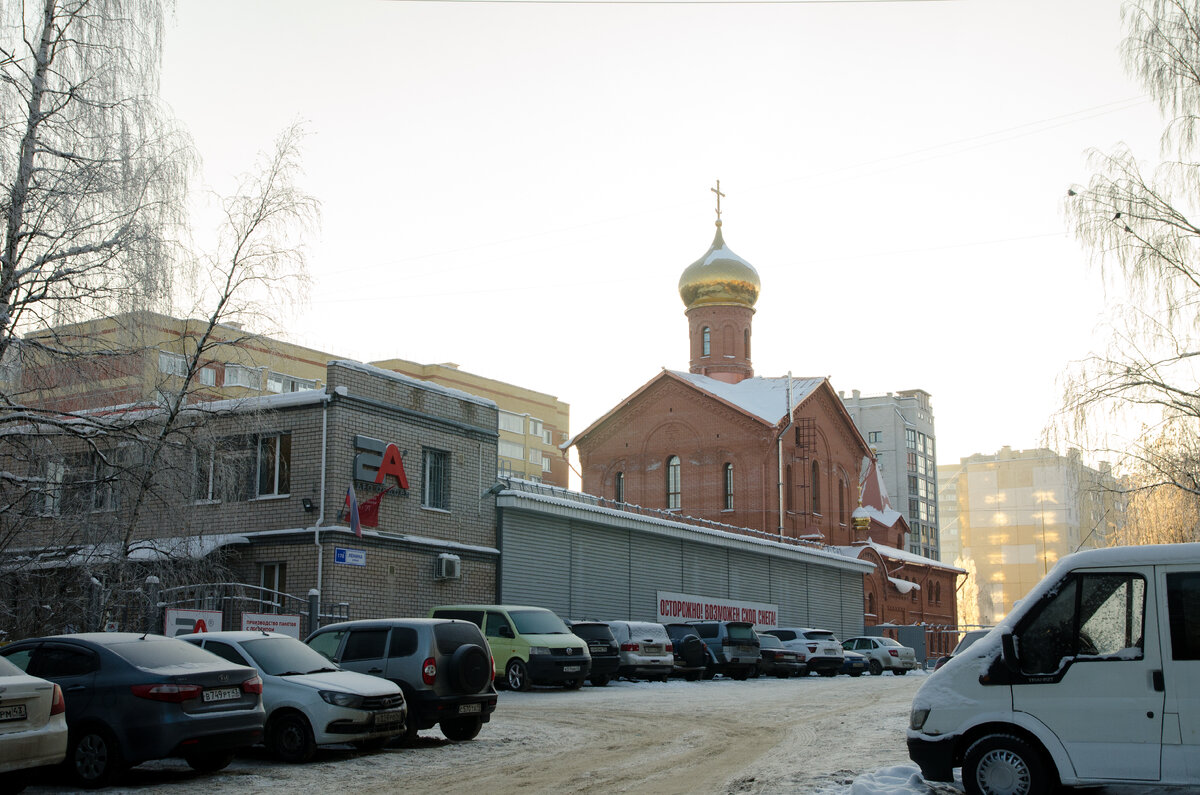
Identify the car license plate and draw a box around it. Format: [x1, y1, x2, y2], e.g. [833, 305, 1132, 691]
[562, 665, 580, 673]
[643, 644, 664, 654]
[588, 644, 607, 654]
[458, 702, 482, 715]
[202, 687, 240, 703]
[374, 710, 404, 725]
[0, 704, 27, 722]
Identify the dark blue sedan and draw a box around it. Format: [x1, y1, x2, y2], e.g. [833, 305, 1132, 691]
[1, 633, 265, 787]
[840, 650, 869, 677]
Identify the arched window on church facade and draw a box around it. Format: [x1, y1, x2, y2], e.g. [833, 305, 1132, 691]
[811, 460, 821, 515]
[666, 455, 681, 510]
[614, 471, 624, 504]
[838, 475, 846, 525]
[744, 328, 750, 359]
[867, 591, 876, 618]
[723, 463, 734, 510]
[701, 327, 710, 357]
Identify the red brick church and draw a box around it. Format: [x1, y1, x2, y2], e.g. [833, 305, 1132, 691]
[570, 207, 959, 647]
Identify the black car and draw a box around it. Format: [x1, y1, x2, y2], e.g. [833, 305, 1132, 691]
[568, 621, 620, 686]
[662, 623, 713, 680]
[756, 633, 805, 678]
[0, 633, 264, 788]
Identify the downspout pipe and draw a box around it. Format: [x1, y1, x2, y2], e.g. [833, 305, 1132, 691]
[314, 391, 332, 607]
[775, 373, 794, 538]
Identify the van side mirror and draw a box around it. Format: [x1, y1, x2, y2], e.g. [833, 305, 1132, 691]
[498, 626, 514, 639]
[1000, 631, 1019, 671]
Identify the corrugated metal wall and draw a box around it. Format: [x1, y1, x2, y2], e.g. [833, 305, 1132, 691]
[501, 507, 866, 635]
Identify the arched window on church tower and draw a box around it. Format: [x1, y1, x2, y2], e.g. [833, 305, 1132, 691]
[666, 455, 681, 510]
[723, 463, 734, 510]
[744, 328, 750, 360]
[702, 327, 710, 357]
[614, 471, 624, 504]
[811, 460, 821, 515]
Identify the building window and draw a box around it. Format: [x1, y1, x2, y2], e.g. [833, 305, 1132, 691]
[542, 429, 553, 445]
[868, 431, 882, 444]
[528, 418, 543, 436]
[267, 372, 316, 393]
[811, 460, 821, 515]
[158, 351, 189, 378]
[702, 327, 711, 356]
[744, 329, 750, 359]
[498, 411, 524, 434]
[614, 471, 624, 503]
[907, 452, 918, 472]
[541, 457, 552, 473]
[838, 476, 846, 524]
[197, 367, 216, 386]
[257, 433, 291, 496]
[666, 455, 681, 510]
[723, 463, 734, 510]
[498, 440, 524, 460]
[906, 428, 918, 449]
[528, 449, 543, 466]
[224, 364, 257, 388]
[423, 449, 450, 510]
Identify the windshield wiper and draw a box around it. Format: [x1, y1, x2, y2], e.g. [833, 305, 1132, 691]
[307, 667, 339, 674]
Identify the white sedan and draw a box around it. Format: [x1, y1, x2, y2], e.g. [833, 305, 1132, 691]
[0, 653, 68, 792]
[841, 636, 919, 675]
[180, 631, 407, 762]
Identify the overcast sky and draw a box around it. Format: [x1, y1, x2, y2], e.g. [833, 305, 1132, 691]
[160, 0, 1165, 471]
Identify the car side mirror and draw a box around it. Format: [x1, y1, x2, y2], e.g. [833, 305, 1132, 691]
[498, 626, 514, 639]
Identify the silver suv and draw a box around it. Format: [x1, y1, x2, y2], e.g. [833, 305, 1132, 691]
[686, 620, 759, 680]
[765, 627, 845, 676]
[306, 618, 497, 742]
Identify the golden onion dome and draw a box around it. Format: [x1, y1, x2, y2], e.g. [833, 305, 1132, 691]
[678, 223, 761, 309]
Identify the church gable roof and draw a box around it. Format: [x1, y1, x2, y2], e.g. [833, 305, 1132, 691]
[671, 371, 824, 424]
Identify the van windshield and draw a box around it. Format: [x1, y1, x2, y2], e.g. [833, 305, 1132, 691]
[510, 610, 569, 635]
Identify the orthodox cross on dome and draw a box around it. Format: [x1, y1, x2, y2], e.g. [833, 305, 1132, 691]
[711, 180, 725, 224]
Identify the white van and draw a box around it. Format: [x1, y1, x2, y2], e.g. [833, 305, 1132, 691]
[907, 543, 1200, 795]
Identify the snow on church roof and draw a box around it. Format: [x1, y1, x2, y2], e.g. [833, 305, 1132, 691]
[833, 539, 967, 574]
[670, 371, 825, 424]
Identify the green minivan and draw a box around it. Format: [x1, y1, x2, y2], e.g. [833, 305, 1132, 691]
[429, 605, 590, 691]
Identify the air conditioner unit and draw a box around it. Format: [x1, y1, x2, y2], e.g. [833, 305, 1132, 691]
[435, 553, 461, 580]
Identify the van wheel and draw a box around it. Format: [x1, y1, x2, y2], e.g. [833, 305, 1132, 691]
[268, 712, 317, 763]
[869, 659, 883, 676]
[963, 734, 1053, 795]
[563, 678, 584, 690]
[589, 675, 610, 686]
[505, 659, 532, 691]
[184, 751, 235, 773]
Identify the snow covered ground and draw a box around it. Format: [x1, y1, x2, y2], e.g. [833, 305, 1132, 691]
[24, 671, 1197, 794]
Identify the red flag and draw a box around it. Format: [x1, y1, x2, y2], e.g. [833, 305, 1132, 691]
[358, 486, 394, 528]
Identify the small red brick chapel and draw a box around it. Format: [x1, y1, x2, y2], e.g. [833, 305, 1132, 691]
[569, 204, 959, 640]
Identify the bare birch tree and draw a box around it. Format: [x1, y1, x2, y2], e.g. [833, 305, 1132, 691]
[1062, 0, 1200, 530]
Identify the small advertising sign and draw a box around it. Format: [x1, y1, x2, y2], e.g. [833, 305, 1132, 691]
[335, 547, 366, 566]
[241, 613, 302, 639]
[164, 608, 223, 637]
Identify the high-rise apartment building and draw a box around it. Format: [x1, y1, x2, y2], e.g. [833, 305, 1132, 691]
[841, 389, 939, 559]
[371, 358, 570, 488]
[937, 446, 1123, 625]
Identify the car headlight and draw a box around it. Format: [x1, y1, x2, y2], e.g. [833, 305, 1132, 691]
[319, 690, 365, 708]
[909, 707, 930, 731]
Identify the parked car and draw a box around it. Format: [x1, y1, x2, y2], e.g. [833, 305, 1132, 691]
[755, 633, 805, 678]
[764, 627, 845, 676]
[662, 623, 713, 680]
[840, 650, 869, 677]
[568, 621, 620, 686]
[0, 654, 67, 793]
[909, 543, 1200, 794]
[306, 618, 497, 741]
[931, 628, 993, 671]
[606, 621, 673, 681]
[0, 633, 263, 788]
[686, 621, 759, 680]
[429, 605, 590, 691]
[841, 636, 919, 675]
[180, 631, 406, 761]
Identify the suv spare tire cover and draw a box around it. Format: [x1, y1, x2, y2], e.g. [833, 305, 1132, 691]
[680, 635, 706, 668]
[449, 644, 492, 693]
